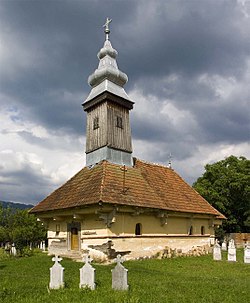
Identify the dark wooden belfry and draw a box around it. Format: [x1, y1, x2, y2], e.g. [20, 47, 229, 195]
[83, 19, 134, 167]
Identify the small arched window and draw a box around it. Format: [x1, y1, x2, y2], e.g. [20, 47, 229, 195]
[93, 117, 99, 130]
[56, 224, 60, 236]
[189, 225, 193, 235]
[116, 116, 123, 129]
[201, 226, 205, 235]
[135, 223, 142, 236]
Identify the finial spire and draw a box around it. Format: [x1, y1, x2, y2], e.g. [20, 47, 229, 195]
[103, 17, 112, 40]
[168, 152, 172, 168]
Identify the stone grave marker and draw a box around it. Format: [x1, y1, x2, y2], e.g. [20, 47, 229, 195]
[221, 240, 227, 251]
[244, 243, 250, 264]
[42, 241, 46, 251]
[49, 255, 64, 289]
[79, 254, 96, 290]
[112, 254, 129, 291]
[227, 239, 236, 262]
[11, 243, 17, 256]
[213, 239, 222, 261]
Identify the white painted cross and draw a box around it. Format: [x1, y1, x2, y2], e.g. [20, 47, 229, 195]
[83, 254, 93, 264]
[112, 254, 129, 290]
[228, 239, 236, 262]
[114, 254, 124, 265]
[49, 255, 64, 289]
[52, 255, 62, 264]
[244, 243, 250, 264]
[79, 254, 96, 290]
[213, 239, 222, 261]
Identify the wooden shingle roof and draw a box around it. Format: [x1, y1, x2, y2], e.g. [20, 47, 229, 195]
[30, 159, 225, 218]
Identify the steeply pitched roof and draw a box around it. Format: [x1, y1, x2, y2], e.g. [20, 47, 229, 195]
[30, 159, 225, 218]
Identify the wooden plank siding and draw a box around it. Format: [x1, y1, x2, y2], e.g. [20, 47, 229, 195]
[86, 102, 108, 152]
[107, 102, 132, 152]
[86, 101, 132, 153]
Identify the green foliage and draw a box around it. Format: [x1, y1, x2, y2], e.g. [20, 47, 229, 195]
[0, 205, 46, 254]
[0, 251, 249, 303]
[193, 155, 250, 233]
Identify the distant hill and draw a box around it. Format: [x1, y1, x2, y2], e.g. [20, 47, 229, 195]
[0, 200, 34, 210]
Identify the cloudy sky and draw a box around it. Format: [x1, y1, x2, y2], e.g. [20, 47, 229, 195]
[1, 0, 250, 205]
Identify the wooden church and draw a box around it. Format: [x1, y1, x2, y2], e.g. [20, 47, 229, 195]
[30, 20, 225, 260]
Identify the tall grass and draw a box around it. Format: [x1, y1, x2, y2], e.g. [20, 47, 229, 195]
[0, 249, 249, 303]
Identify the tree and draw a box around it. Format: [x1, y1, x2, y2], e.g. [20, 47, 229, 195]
[0, 205, 46, 253]
[10, 210, 47, 252]
[193, 155, 250, 234]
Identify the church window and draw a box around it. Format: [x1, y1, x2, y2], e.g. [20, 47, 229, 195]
[135, 223, 142, 236]
[201, 226, 205, 235]
[116, 116, 123, 129]
[189, 225, 193, 235]
[56, 224, 60, 236]
[93, 117, 99, 130]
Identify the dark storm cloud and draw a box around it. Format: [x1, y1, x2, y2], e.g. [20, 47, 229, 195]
[0, 160, 56, 204]
[119, 0, 250, 83]
[0, 0, 136, 134]
[1, 0, 249, 139]
[1, 0, 250, 203]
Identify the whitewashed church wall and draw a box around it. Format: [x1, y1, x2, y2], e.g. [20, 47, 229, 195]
[46, 212, 214, 257]
[47, 221, 68, 239]
[81, 215, 109, 236]
[47, 221, 68, 255]
[108, 213, 212, 237]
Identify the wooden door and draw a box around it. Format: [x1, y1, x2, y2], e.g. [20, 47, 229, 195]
[71, 227, 79, 250]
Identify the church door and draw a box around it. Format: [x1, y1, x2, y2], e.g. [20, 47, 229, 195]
[71, 227, 79, 250]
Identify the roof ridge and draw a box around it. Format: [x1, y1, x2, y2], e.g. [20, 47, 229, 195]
[136, 158, 172, 170]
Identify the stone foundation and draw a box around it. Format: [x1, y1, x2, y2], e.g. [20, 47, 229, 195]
[155, 244, 212, 259]
[79, 236, 213, 262]
[47, 235, 214, 262]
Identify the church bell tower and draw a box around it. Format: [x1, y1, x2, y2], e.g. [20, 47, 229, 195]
[83, 18, 134, 167]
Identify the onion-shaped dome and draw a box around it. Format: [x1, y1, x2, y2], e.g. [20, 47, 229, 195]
[84, 18, 132, 104]
[88, 39, 128, 88]
[98, 40, 118, 59]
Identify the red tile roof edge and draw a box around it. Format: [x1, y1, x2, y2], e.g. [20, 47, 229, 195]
[29, 158, 226, 220]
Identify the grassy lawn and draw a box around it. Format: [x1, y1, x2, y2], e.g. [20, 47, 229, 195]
[0, 249, 249, 303]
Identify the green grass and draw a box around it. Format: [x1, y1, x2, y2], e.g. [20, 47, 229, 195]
[0, 249, 249, 303]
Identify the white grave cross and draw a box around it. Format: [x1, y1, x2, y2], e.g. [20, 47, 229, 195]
[112, 254, 129, 290]
[244, 243, 250, 264]
[11, 243, 17, 256]
[221, 240, 227, 251]
[227, 239, 236, 262]
[52, 255, 62, 263]
[115, 254, 124, 264]
[79, 254, 96, 290]
[49, 255, 64, 289]
[213, 239, 222, 261]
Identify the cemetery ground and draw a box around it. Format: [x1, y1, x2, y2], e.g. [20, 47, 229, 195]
[0, 249, 249, 303]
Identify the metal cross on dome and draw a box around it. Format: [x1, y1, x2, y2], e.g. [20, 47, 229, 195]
[103, 17, 112, 40]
